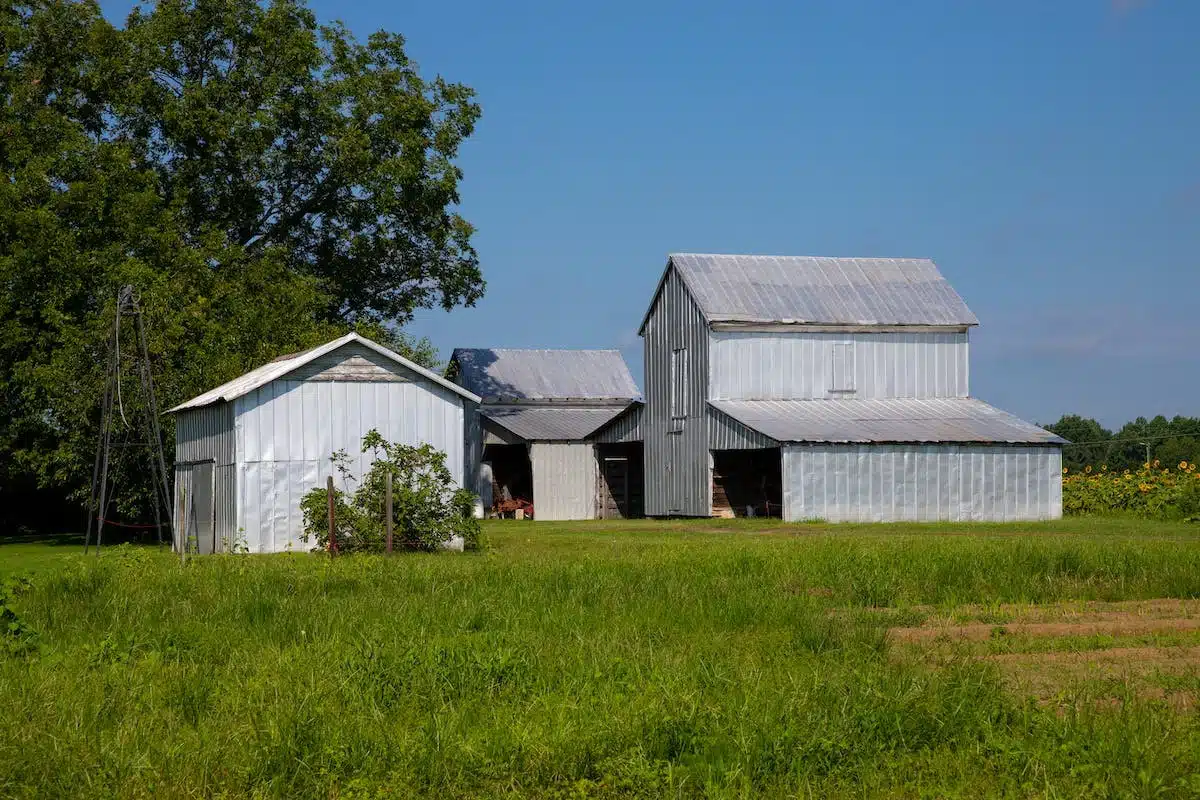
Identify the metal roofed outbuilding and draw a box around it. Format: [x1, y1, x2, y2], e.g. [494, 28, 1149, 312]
[449, 348, 644, 520]
[168, 333, 482, 554]
[638, 253, 1064, 522]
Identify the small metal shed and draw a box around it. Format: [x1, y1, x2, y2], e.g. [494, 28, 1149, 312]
[168, 333, 481, 553]
[449, 348, 643, 520]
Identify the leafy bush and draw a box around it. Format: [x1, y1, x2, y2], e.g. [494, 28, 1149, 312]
[301, 430, 480, 553]
[1063, 460, 1200, 520]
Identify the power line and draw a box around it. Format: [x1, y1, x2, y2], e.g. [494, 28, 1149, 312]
[1060, 432, 1196, 447]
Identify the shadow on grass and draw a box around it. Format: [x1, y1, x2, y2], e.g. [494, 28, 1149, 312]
[0, 529, 153, 547]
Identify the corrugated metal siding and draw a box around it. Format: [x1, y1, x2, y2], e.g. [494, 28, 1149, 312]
[643, 266, 711, 516]
[711, 398, 1065, 445]
[709, 331, 969, 400]
[174, 402, 235, 465]
[464, 400, 483, 504]
[233, 379, 467, 553]
[708, 404, 778, 450]
[531, 442, 597, 520]
[451, 348, 641, 401]
[215, 464, 236, 549]
[173, 465, 191, 553]
[171, 463, 237, 552]
[590, 403, 643, 443]
[781, 444, 1062, 522]
[669, 254, 978, 326]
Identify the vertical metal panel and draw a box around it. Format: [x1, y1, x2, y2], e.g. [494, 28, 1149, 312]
[708, 404, 777, 450]
[643, 266, 711, 516]
[214, 464, 237, 550]
[233, 378, 467, 553]
[782, 444, 1062, 522]
[171, 462, 237, 553]
[174, 402, 235, 465]
[464, 400, 483, 504]
[172, 465, 191, 553]
[530, 442, 597, 520]
[590, 403, 643, 443]
[709, 331, 969, 400]
[173, 403, 239, 553]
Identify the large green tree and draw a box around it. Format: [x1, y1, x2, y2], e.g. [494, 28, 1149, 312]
[0, 0, 482, 526]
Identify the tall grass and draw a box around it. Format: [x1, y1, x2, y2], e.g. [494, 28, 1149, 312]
[1, 520, 1200, 797]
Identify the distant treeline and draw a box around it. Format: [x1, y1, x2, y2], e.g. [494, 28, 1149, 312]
[1044, 415, 1200, 472]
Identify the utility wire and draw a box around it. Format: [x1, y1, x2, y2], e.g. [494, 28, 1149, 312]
[1059, 433, 1196, 447]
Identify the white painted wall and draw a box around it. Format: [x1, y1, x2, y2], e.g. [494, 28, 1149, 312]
[782, 444, 1062, 523]
[531, 442, 598, 520]
[709, 331, 969, 401]
[233, 379, 466, 553]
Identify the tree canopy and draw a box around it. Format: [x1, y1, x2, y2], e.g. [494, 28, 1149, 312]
[0, 0, 482, 525]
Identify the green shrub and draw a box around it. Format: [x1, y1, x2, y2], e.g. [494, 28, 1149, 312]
[301, 430, 480, 553]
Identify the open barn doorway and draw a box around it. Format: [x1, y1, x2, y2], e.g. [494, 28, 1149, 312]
[483, 443, 533, 517]
[596, 443, 644, 519]
[711, 449, 782, 518]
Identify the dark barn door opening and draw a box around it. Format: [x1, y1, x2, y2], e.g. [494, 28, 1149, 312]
[597, 443, 644, 519]
[483, 443, 533, 514]
[711, 449, 782, 518]
[182, 461, 215, 554]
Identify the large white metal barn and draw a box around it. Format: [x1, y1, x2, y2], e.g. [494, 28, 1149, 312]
[449, 348, 644, 520]
[639, 253, 1065, 522]
[168, 333, 481, 553]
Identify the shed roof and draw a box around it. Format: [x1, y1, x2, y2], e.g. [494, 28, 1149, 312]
[709, 398, 1064, 445]
[641, 254, 979, 331]
[168, 333, 480, 413]
[450, 348, 640, 402]
[480, 404, 631, 442]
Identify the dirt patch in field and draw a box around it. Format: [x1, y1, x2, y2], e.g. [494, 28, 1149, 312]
[923, 598, 1200, 625]
[890, 617, 1200, 642]
[887, 600, 1200, 710]
[986, 647, 1200, 710]
[890, 600, 1200, 642]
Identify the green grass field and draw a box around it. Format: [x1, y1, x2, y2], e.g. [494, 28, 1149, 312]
[3, 518, 1200, 798]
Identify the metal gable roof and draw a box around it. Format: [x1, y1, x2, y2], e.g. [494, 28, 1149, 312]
[168, 333, 480, 413]
[708, 398, 1065, 445]
[450, 348, 641, 402]
[480, 404, 630, 442]
[642, 254, 979, 329]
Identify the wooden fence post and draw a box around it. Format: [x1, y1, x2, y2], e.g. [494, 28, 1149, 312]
[385, 471, 394, 555]
[327, 475, 338, 556]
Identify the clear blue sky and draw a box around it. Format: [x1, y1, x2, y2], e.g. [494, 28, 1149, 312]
[101, 0, 1198, 428]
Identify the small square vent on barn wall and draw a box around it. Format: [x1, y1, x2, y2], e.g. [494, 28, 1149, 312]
[830, 342, 855, 394]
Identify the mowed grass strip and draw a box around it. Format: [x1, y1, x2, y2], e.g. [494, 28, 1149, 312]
[1, 518, 1200, 798]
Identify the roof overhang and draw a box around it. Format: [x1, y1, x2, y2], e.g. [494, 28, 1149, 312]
[479, 403, 631, 442]
[709, 398, 1067, 446]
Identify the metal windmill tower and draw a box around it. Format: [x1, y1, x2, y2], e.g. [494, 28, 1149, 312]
[83, 286, 174, 554]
